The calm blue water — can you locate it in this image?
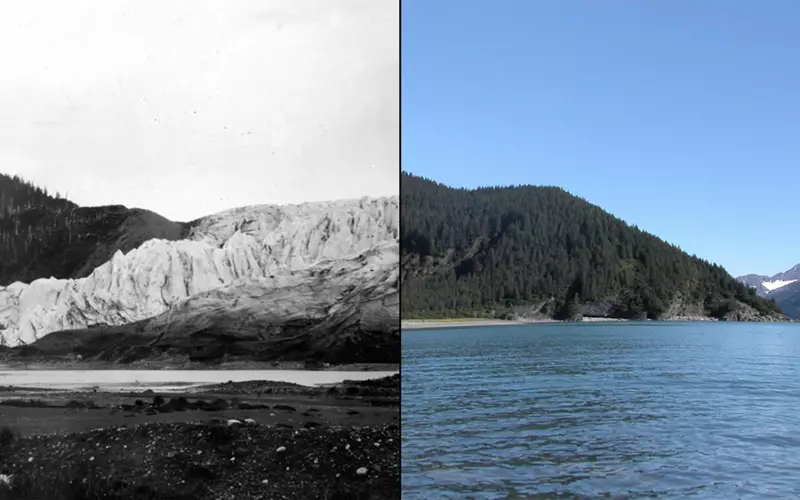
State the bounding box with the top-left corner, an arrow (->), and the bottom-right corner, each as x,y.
402,322 -> 800,499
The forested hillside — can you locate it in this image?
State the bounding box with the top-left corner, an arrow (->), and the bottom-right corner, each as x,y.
0,173 -> 187,286
400,172 -> 783,321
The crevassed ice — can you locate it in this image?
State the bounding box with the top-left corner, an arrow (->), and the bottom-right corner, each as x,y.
0,197 -> 399,347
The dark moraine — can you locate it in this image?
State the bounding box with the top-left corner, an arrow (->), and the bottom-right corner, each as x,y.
402,321 -> 800,499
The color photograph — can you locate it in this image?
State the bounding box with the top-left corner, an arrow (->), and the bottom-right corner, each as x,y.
401,1 -> 800,498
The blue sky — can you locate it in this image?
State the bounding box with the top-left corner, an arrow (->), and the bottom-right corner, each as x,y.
402,1 -> 800,278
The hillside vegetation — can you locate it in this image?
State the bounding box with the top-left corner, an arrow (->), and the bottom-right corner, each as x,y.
400,172 -> 783,321
0,173 -> 188,286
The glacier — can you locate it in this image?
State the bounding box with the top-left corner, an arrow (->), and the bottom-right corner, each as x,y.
0,196 -> 398,347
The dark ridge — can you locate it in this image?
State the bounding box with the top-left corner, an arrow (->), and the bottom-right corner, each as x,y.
0,173 -> 190,286
764,283 -> 800,319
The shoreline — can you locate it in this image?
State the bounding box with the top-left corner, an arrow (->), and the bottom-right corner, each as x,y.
401,316 -> 740,331
402,318 -> 528,329
0,362 -> 400,372
401,318 -> 624,330
0,370 -> 399,394
402,319 -> 536,331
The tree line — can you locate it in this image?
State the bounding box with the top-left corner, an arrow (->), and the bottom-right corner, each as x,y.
0,173 -> 129,285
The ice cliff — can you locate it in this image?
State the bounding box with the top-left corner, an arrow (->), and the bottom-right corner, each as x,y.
0,196 -> 398,346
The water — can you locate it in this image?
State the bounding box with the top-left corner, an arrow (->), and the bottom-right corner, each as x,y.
0,369 -> 397,392
402,322 -> 800,499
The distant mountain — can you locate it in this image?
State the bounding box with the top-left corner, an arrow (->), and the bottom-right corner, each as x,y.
768,284 -> 800,320
736,264 -> 800,319
0,173 -> 399,364
401,172 -> 784,322
736,274 -> 771,295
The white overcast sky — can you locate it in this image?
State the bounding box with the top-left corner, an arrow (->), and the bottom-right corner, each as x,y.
0,1 -> 398,221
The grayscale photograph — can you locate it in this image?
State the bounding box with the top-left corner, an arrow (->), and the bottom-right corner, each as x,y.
0,1 -> 399,499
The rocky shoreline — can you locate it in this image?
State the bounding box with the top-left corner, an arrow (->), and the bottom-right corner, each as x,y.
0,376 -> 400,500
0,421 -> 399,500
402,314 -> 788,330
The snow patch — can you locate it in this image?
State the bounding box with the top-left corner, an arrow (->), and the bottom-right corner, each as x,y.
762,279 -> 797,292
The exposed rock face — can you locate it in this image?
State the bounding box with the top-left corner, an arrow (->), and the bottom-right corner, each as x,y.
0,197 -> 398,347
471,293 -> 788,323
660,295 -> 708,320
504,293 -> 787,323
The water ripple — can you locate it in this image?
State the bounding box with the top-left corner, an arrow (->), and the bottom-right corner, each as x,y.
403,322 -> 800,499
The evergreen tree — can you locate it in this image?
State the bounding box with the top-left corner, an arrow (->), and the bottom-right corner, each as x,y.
400,172 -> 783,320
0,173 -> 186,286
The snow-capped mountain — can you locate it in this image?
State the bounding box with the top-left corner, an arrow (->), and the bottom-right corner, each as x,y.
736,263 -> 800,320
736,263 -> 800,297
0,196 -> 398,348
736,274 -> 770,295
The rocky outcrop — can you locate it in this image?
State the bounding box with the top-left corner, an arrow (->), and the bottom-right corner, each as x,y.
500,294 -> 787,323
659,295 -> 708,320
720,302 -> 787,322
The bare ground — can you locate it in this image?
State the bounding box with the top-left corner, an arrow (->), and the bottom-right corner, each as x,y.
0,376 -> 399,499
